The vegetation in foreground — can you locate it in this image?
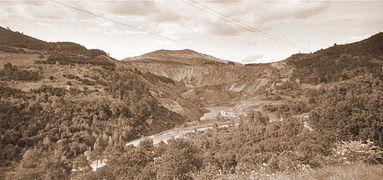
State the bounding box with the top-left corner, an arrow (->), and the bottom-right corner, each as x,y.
0,63 -> 186,179
71,74 -> 382,179
216,163 -> 383,180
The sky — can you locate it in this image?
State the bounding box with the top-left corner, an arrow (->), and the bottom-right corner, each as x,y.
0,0 -> 382,63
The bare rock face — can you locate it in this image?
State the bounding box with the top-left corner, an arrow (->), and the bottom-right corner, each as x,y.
124,50 -> 293,106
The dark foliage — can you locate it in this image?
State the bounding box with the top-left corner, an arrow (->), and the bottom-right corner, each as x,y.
0,26 -> 108,57
86,138 -> 201,180
47,42 -> 107,57
288,33 -> 383,84
85,116 -> 329,179
0,67 -> 184,178
188,117 -> 330,174
0,26 -> 47,50
46,53 -> 115,67
0,45 -> 26,53
63,74 -> 96,86
311,75 -> 383,147
0,63 -> 40,81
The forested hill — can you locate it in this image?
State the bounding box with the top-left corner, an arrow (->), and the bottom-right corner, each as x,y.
0,26 -> 110,59
0,26 -> 205,178
0,26 -> 47,50
287,32 -> 383,84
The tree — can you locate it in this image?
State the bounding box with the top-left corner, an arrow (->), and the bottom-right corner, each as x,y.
157,139 -> 202,180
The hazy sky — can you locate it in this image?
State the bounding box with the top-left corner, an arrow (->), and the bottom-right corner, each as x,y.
0,0 -> 382,63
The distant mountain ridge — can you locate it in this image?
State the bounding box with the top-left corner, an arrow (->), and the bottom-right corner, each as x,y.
124,49 -> 237,66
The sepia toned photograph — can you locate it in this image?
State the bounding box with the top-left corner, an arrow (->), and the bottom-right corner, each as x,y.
0,0 -> 382,179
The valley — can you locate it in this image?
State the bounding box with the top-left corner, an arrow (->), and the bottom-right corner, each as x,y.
126,94 -> 287,147
0,26 -> 382,179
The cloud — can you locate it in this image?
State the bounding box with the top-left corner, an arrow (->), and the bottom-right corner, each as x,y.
109,1 -> 159,16
0,1 -> 97,22
194,1 -> 330,36
241,54 -> 263,64
108,1 -> 184,23
205,22 -> 242,36
258,2 -> 330,24
293,3 -> 329,19
150,10 -> 184,23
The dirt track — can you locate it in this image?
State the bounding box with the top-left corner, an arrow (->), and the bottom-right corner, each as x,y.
126,95 -> 281,146
126,121 -> 232,146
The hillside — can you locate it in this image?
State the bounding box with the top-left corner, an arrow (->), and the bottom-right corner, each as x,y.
124,51 -> 295,107
0,26 -> 206,178
0,26 -> 108,57
93,33 -> 382,179
0,26 -> 47,50
0,26 -> 382,179
125,33 -> 383,107
287,32 -> 383,84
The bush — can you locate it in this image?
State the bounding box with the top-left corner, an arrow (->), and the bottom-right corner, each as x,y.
47,53 -> 115,67
333,140 -> 383,164
0,45 -> 26,53
311,75 -> 383,146
157,139 -> 202,179
0,63 -> 40,81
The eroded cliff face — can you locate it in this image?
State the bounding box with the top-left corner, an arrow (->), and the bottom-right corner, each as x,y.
123,50 -> 295,107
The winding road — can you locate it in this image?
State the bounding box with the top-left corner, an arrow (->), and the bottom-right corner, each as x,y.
126,95 -> 280,146
91,96 -> 289,171
126,120 -> 233,146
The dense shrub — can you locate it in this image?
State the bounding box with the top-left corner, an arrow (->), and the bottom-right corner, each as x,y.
86,138 -> 201,179
311,75 -> 383,147
0,67 -> 185,179
333,140 -> 383,164
157,139 -> 202,179
63,74 -> 96,86
0,63 -> 40,81
47,42 -> 107,57
288,33 -> 383,84
47,53 -> 115,67
0,45 -> 26,53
